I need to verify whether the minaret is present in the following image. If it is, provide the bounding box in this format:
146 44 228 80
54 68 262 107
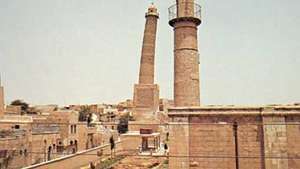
133 4 159 120
0 76 4 117
138 3 159 85
169 0 201 107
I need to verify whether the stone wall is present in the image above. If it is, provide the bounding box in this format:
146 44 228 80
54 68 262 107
31 133 61 164
0 136 32 169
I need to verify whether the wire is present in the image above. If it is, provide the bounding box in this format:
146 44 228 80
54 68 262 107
1 121 300 126
3 150 300 160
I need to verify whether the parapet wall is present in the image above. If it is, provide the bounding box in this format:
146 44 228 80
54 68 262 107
23 141 123 169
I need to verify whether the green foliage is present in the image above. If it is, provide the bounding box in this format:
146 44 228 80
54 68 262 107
117 115 129 134
78 106 90 121
98 155 124 169
10 99 29 114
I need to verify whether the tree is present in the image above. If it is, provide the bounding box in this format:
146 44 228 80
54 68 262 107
78 106 90 121
117 115 129 134
10 100 29 115
87 113 92 127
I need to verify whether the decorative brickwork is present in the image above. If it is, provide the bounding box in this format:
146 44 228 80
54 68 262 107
169 0 201 107
133 4 160 120
138 6 159 85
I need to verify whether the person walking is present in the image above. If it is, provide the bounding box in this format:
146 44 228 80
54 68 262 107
89 162 95 169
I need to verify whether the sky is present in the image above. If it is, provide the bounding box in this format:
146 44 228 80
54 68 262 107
0 0 299 106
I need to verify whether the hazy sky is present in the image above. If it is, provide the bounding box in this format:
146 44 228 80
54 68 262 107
0 0 299 106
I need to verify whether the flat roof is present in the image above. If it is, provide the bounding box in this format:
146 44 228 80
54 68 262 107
168 105 300 116
122 131 160 137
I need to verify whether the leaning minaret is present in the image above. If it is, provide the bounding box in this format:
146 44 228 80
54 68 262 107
133 4 159 120
0 76 4 117
169 0 201 107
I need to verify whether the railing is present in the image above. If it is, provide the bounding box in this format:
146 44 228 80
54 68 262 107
168 2 202 21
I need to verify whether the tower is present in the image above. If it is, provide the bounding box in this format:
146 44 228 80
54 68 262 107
0 76 4 117
169 0 201 107
133 4 160 120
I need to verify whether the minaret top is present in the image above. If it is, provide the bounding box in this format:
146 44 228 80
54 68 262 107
146 3 159 18
168 1 201 26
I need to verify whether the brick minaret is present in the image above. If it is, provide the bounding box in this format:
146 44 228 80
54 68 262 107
133 4 159 120
169 0 201 107
0 77 4 117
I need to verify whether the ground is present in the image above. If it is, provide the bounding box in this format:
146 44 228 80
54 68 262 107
110 156 166 169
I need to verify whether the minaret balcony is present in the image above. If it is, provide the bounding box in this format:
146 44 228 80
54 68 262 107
168 2 202 26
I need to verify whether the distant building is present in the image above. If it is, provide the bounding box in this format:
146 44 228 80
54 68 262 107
0 105 119 168
0 82 4 117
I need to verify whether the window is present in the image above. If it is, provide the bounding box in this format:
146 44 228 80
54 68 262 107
70 125 77 134
15 125 20 129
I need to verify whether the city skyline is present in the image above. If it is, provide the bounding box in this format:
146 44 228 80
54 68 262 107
0 0 299 106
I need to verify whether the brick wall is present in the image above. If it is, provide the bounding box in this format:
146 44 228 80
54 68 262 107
169 117 190 169
133 84 159 121
263 116 288 169
238 123 263 169
189 123 235 169
286 115 300 169
168 107 300 169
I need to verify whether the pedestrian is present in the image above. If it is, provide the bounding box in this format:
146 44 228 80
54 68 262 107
87 114 91 127
164 143 168 154
90 162 95 169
